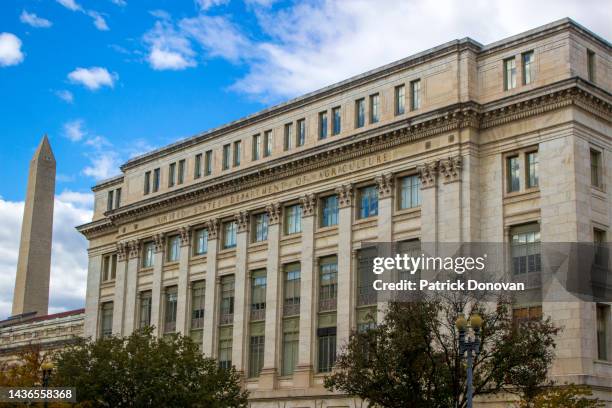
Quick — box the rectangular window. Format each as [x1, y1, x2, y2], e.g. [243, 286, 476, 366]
[101, 253, 117, 282]
[370, 93, 380, 123]
[395, 85, 405, 115]
[319, 111, 328, 139]
[504, 57, 517, 90]
[107, 190, 114, 211]
[100, 301, 113, 339]
[249, 335, 265, 377]
[164, 286, 178, 333]
[522, 51, 534, 85]
[222, 144, 231, 170]
[252, 134, 261, 161]
[319, 257, 338, 312]
[153, 168, 160, 192]
[194, 228, 208, 255]
[220, 276, 235, 325]
[411, 79, 421, 110]
[142, 241, 154, 268]
[167, 235, 180, 262]
[144, 171, 151, 195]
[317, 327, 337, 373]
[252, 212, 269, 242]
[512, 305, 542, 325]
[282, 319, 299, 376]
[223, 221, 237, 249]
[332, 107, 341, 135]
[594, 228, 607, 267]
[591, 149, 603, 188]
[218, 327, 233, 369]
[355, 98, 365, 128]
[204, 150, 213, 176]
[507, 156, 520, 193]
[399, 175, 421, 209]
[194, 153, 202, 179]
[233, 141, 241, 167]
[526, 151, 539, 188]
[264, 130, 273, 157]
[283, 263, 301, 317]
[297, 119, 306, 146]
[139, 290, 152, 329]
[177, 159, 185, 184]
[358, 185, 379, 219]
[250, 269, 266, 321]
[587, 49, 596, 82]
[597, 304, 610, 360]
[511, 224, 541, 275]
[320, 195, 339, 227]
[114, 188, 121, 209]
[285, 204, 302, 235]
[191, 281, 205, 330]
[168, 162, 176, 187]
[357, 247, 378, 306]
[284, 123, 294, 150]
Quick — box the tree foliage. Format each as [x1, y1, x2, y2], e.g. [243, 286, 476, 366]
[517, 384, 604, 408]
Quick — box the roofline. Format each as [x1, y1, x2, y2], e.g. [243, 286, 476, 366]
[92, 174, 124, 192]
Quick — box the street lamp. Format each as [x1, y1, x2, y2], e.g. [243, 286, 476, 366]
[456, 314, 482, 408]
[41, 361, 54, 408]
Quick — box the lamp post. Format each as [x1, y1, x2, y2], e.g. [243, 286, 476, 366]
[456, 314, 482, 408]
[41, 361, 54, 408]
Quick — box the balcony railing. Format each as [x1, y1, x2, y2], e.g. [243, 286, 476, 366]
[357, 290, 377, 306]
[250, 309, 266, 321]
[318, 297, 337, 312]
[220, 313, 234, 325]
[283, 303, 300, 317]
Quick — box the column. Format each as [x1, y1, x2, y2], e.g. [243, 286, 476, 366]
[438, 156, 463, 243]
[375, 174, 394, 323]
[259, 202, 281, 389]
[202, 219, 219, 356]
[176, 226, 192, 335]
[123, 240, 140, 334]
[84, 252, 102, 338]
[232, 211, 249, 375]
[417, 161, 439, 260]
[336, 184, 353, 354]
[295, 194, 316, 388]
[112, 242, 128, 335]
[150, 233, 165, 336]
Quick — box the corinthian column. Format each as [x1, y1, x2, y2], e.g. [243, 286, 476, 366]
[336, 184, 353, 355]
[112, 242, 128, 336]
[375, 174, 394, 323]
[123, 239, 140, 334]
[150, 233, 165, 336]
[232, 211, 249, 374]
[176, 226, 191, 335]
[202, 219, 219, 356]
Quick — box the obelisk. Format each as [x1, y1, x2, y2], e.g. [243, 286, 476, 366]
[12, 135, 56, 317]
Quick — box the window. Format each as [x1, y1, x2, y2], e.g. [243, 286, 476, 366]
[252, 134, 261, 160]
[317, 327, 336, 373]
[504, 57, 517, 90]
[321, 195, 339, 227]
[370, 94, 380, 123]
[115, 188, 121, 208]
[222, 144, 231, 170]
[395, 85, 405, 115]
[191, 281, 205, 330]
[250, 270, 266, 321]
[282, 319, 299, 376]
[194, 228, 208, 255]
[319, 111, 328, 139]
[357, 247, 377, 306]
[220, 276, 235, 325]
[164, 287, 178, 333]
[264, 130, 273, 157]
[144, 171, 151, 194]
[597, 304, 610, 360]
[332, 107, 341, 135]
[284, 123, 294, 150]
[177, 160, 185, 184]
[107, 190, 114, 211]
[319, 258, 338, 312]
[285, 204, 302, 235]
[100, 301, 113, 339]
[297, 119, 306, 146]
[218, 327, 233, 369]
[252, 213, 269, 242]
[223, 221, 237, 249]
[594, 228, 607, 267]
[233, 141, 241, 167]
[526, 151, 538, 188]
[153, 168, 160, 192]
[507, 156, 520, 193]
[358, 185, 378, 219]
[204, 150, 213, 176]
[512, 305, 542, 325]
[167, 235, 180, 262]
[355, 98, 365, 128]
[399, 175, 421, 209]
[511, 224, 541, 275]
[283, 263, 301, 317]
[168, 162, 176, 187]
[411, 79, 421, 110]
[587, 49, 596, 82]
[102, 253, 117, 282]
[142, 241, 155, 268]
[591, 149, 603, 188]
[249, 334, 265, 378]
[194, 154, 202, 179]
[139, 291, 152, 329]
[522, 51, 534, 85]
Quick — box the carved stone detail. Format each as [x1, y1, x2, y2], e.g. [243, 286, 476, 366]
[116, 241, 128, 261]
[417, 161, 438, 189]
[235, 211, 249, 233]
[153, 233, 165, 253]
[179, 226, 191, 247]
[266, 202, 282, 225]
[375, 173, 394, 198]
[439, 156, 463, 183]
[206, 219, 219, 240]
[300, 194, 316, 217]
[128, 239, 140, 259]
[335, 184, 353, 208]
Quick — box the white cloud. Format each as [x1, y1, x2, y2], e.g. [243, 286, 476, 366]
[20, 11, 53, 28]
[194, 0, 229, 11]
[68, 66, 117, 90]
[56, 0, 82, 12]
[144, 20, 196, 70]
[87, 10, 109, 31]
[83, 151, 121, 180]
[111, 0, 127, 6]
[0, 195, 92, 320]
[0, 33, 25, 67]
[180, 15, 250, 63]
[63, 120, 85, 142]
[55, 89, 74, 103]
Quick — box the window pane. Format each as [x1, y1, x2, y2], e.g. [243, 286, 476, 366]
[283, 263, 301, 317]
[359, 186, 378, 218]
[526, 152, 538, 188]
[249, 335, 265, 377]
[285, 205, 302, 234]
[356, 99, 365, 128]
[507, 156, 520, 192]
[505, 58, 517, 90]
[139, 291, 152, 329]
[522, 52, 534, 85]
[511, 224, 541, 275]
[395, 85, 405, 115]
[321, 195, 339, 227]
[332, 107, 341, 135]
[370, 94, 380, 123]
[297, 119, 306, 146]
[264, 130, 273, 156]
[411, 80, 421, 110]
[319, 259, 338, 312]
[253, 213, 269, 242]
[400, 175, 421, 209]
[224, 221, 237, 248]
[164, 287, 178, 333]
[284, 123, 293, 150]
[191, 281, 206, 329]
[319, 112, 328, 139]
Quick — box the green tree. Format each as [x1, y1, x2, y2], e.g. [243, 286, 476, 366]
[51, 328, 248, 408]
[324, 295, 560, 408]
[517, 384, 604, 408]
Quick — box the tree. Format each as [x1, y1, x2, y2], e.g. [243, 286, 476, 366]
[0, 344, 46, 388]
[324, 294, 560, 408]
[51, 328, 248, 408]
[517, 384, 604, 408]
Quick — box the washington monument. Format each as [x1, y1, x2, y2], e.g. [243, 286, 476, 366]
[12, 135, 55, 317]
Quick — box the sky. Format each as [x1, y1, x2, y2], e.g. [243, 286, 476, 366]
[0, 0, 610, 320]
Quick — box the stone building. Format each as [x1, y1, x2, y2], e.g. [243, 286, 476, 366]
[77, 18, 611, 406]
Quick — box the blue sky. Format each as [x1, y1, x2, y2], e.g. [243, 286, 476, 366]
[0, 0, 610, 318]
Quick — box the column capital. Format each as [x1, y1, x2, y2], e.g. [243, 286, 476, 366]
[266, 202, 282, 225]
[335, 184, 353, 208]
[179, 225, 192, 247]
[206, 218, 220, 240]
[128, 239, 140, 259]
[235, 211, 249, 233]
[300, 193, 316, 217]
[117, 241, 128, 261]
[439, 155, 463, 184]
[153, 233, 165, 253]
[417, 160, 438, 189]
[375, 173, 394, 198]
